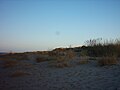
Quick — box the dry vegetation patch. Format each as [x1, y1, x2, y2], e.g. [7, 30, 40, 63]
[48, 56, 70, 68]
[55, 62, 70, 68]
[79, 60, 89, 64]
[11, 70, 30, 77]
[78, 56, 89, 64]
[3, 60, 18, 68]
[49, 51, 75, 68]
[2, 53, 28, 61]
[13, 54, 28, 60]
[98, 56, 118, 66]
[36, 57, 48, 63]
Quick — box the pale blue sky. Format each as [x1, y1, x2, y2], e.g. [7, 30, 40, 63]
[0, 0, 120, 52]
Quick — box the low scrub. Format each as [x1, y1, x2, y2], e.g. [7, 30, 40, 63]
[98, 56, 118, 66]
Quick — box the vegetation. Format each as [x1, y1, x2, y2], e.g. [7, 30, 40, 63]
[98, 56, 117, 66]
[82, 38, 120, 66]
[79, 38, 120, 57]
[2, 53, 28, 60]
[1, 38, 120, 67]
[36, 57, 48, 63]
[3, 60, 18, 68]
[11, 70, 30, 77]
[49, 50, 75, 68]
[78, 56, 89, 64]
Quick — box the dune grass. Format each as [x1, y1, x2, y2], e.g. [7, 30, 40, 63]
[49, 50, 75, 68]
[82, 38, 120, 57]
[98, 56, 118, 66]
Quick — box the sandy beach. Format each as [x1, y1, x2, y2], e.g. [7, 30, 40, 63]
[0, 56, 120, 90]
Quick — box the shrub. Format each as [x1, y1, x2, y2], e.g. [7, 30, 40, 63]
[98, 56, 117, 66]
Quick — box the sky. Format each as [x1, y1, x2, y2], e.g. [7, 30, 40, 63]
[0, 0, 120, 52]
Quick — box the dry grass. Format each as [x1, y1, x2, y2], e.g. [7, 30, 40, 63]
[56, 56, 67, 63]
[2, 53, 28, 60]
[79, 60, 89, 64]
[49, 50, 75, 68]
[55, 56, 70, 68]
[36, 57, 48, 63]
[98, 56, 118, 66]
[49, 56, 71, 68]
[13, 54, 28, 60]
[55, 62, 70, 68]
[78, 56, 89, 64]
[11, 70, 30, 77]
[80, 56, 89, 60]
[20, 63, 33, 68]
[3, 60, 18, 68]
[66, 50, 75, 59]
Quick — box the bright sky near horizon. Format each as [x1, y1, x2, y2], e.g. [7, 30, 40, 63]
[0, 0, 120, 52]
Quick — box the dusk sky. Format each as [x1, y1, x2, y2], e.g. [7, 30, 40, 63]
[0, 0, 120, 52]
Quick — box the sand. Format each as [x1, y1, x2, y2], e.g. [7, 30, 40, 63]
[0, 58, 120, 90]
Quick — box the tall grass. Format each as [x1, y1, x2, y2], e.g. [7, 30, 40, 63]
[82, 38, 120, 57]
[98, 56, 117, 66]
